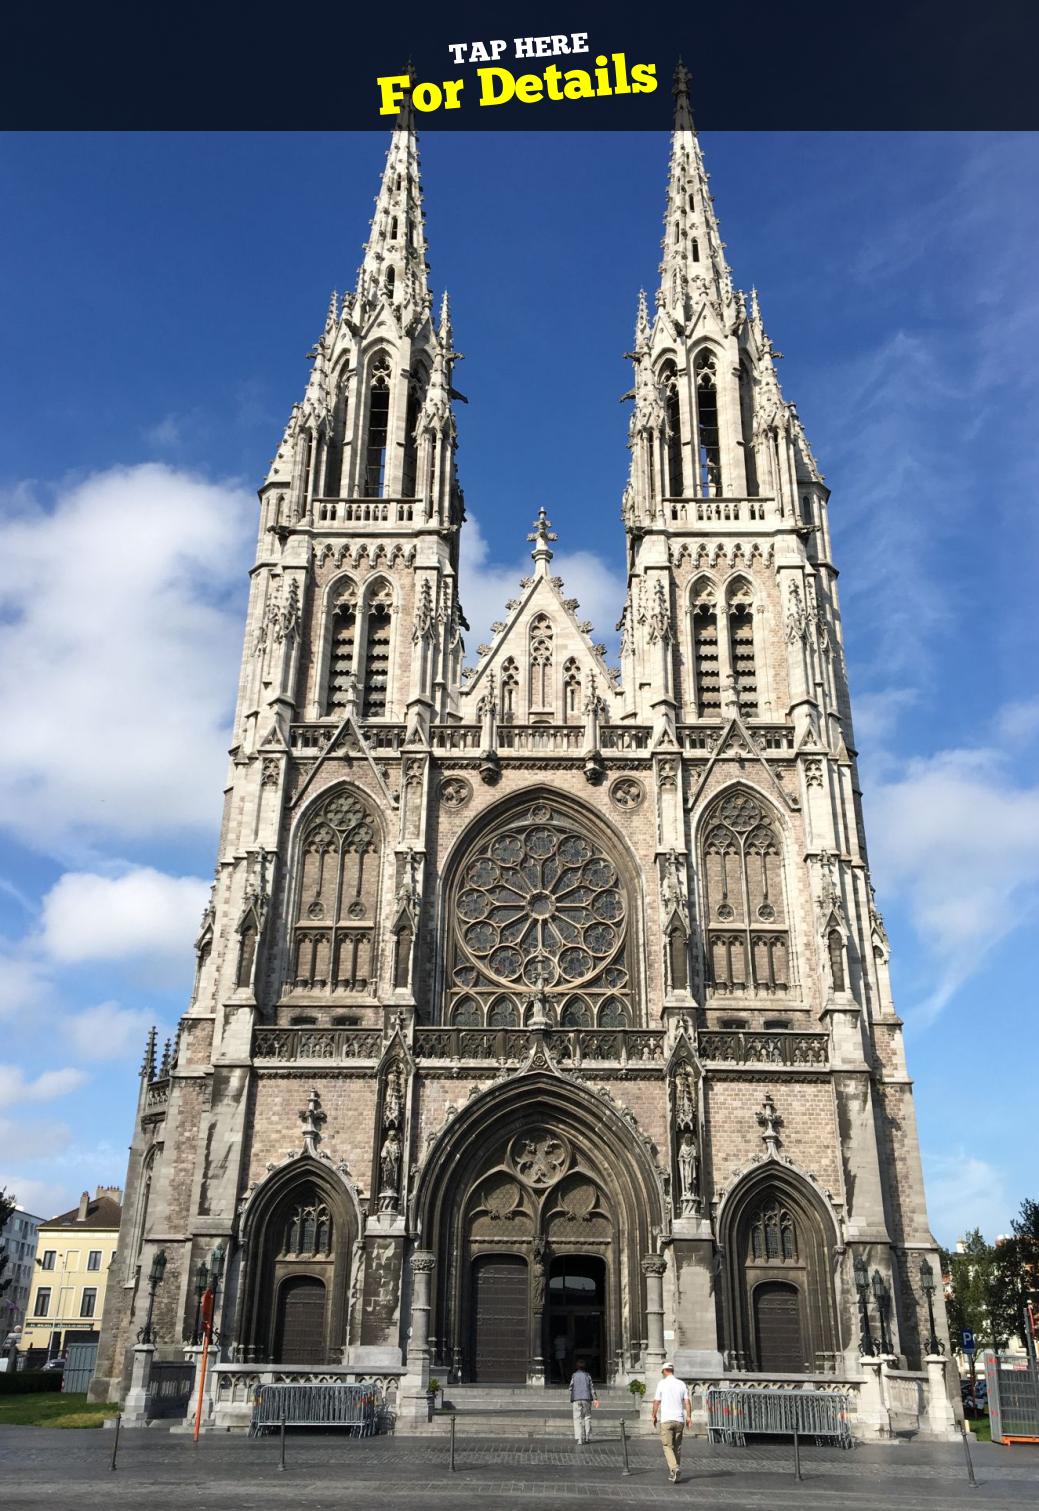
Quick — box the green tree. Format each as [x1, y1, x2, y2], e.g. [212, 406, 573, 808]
[944, 1228, 1015, 1391]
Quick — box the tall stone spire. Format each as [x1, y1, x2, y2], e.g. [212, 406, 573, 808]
[356, 86, 431, 328]
[657, 63, 733, 319]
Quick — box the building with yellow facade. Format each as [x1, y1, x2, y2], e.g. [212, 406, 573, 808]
[20, 1187, 122, 1362]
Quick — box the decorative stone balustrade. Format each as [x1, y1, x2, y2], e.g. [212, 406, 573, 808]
[697, 1029, 828, 1067]
[311, 497, 416, 526]
[679, 724, 795, 753]
[665, 496, 773, 526]
[413, 1026, 665, 1066]
[253, 1027, 384, 1063]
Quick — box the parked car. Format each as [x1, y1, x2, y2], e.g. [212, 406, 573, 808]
[960, 1379, 987, 1417]
[42, 1356, 65, 1373]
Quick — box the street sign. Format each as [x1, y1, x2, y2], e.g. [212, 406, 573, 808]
[962, 1328, 976, 1354]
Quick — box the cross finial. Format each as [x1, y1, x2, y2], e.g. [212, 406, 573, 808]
[756, 1093, 783, 1156]
[300, 1088, 327, 1155]
[527, 507, 557, 572]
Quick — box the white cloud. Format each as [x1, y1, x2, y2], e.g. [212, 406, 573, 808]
[0, 1065, 87, 1108]
[64, 1001, 156, 1062]
[0, 949, 51, 1020]
[866, 736, 1039, 1025]
[0, 1174, 70, 1222]
[460, 513, 626, 662]
[40, 867, 208, 965]
[995, 697, 1039, 745]
[923, 1149, 1011, 1249]
[0, 464, 253, 853]
[0, 1116, 73, 1164]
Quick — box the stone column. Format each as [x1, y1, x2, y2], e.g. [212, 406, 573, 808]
[121, 1342, 155, 1426]
[642, 1254, 667, 1374]
[407, 1250, 436, 1388]
[856, 1355, 891, 1441]
[924, 1355, 959, 1440]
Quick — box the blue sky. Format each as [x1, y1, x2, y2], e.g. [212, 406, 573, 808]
[0, 130, 1036, 1245]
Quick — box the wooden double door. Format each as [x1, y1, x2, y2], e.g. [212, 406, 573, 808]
[470, 1252, 608, 1384]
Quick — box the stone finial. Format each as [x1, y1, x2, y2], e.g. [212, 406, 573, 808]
[527, 507, 557, 572]
[757, 1093, 783, 1156]
[140, 1026, 157, 1081]
[299, 1088, 327, 1155]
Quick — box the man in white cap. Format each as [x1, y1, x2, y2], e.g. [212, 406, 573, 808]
[651, 1361, 692, 1484]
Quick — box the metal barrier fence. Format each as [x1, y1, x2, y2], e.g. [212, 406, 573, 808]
[250, 1382, 381, 1436]
[985, 1352, 1039, 1444]
[706, 1387, 851, 1447]
[62, 1338, 98, 1394]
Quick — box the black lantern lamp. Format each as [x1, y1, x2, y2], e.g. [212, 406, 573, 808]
[853, 1254, 876, 1356]
[871, 1268, 893, 1356]
[191, 1258, 210, 1345]
[138, 1248, 167, 1344]
[919, 1258, 944, 1357]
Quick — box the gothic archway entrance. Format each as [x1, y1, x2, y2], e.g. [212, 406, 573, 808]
[414, 1070, 664, 1387]
[274, 1275, 327, 1364]
[471, 1255, 528, 1382]
[547, 1255, 606, 1383]
[753, 1280, 804, 1373]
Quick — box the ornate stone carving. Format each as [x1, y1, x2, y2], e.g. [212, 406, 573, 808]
[508, 1130, 570, 1187]
[439, 776, 472, 808]
[610, 777, 644, 810]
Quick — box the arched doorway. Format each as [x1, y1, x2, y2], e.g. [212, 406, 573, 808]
[753, 1280, 804, 1373]
[719, 1166, 839, 1373]
[234, 1158, 358, 1364]
[471, 1255, 528, 1382]
[547, 1255, 606, 1383]
[274, 1276, 327, 1364]
[414, 1072, 663, 1386]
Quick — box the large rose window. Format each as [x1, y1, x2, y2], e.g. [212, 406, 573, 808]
[446, 802, 633, 1028]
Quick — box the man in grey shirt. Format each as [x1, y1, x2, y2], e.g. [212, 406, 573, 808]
[569, 1359, 599, 1443]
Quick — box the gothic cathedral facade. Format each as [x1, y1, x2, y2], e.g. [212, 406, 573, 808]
[94, 78, 953, 1422]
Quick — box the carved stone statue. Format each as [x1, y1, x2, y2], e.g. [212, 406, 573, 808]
[379, 1128, 402, 1194]
[531, 1237, 546, 1312]
[677, 1130, 699, 1212]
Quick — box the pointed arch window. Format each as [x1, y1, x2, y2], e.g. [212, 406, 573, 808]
[385, 267, 395, 298]
[749, 1199, 798, 1263]
[739, 361, 758, 497]
[692, 238, 700, 263]
[390, 216, 398, 240]
[361, 588, 393, 718]
[701, 790, 789, 995]
[401, 365, 426, 499]
[325, 585, 358, 716]
[691, 580, 721, 718]
[363, 356, 392, 498]
[280, 1190, 334, 1257]
[293, 788, 380, 993]
[827, 929, 845, 993]
[500, 658, 519, 722]
[661, 363, 684, 497]
[563, 658, 582, 721]
[529, 615, 553, 711]
[726, 582, 758, 718]
[237, 918, 258, 988]
[695, 349, 721, 497]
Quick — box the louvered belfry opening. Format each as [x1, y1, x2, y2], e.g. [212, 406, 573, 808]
[362, 605, 392, 718]
[692, 589, 721, 718]
[695, 349, 721, 496]
[325, 595, 357, 716]
[728, 599, 758, 717]
[363, 358, 391, 497]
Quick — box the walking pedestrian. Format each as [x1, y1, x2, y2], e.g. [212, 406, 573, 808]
[569, 1358, 599, 1444]
[651, 1361, 692, 1483]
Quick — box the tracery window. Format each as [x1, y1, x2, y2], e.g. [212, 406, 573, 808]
[701, 790, 789, 995]
[500, 658, 519, 722]
[279, 1190, 334, 1257]
[529, 615, 553, 710]
[293, 788, 381, 994]
[446, 801, 633, 1027]
[401, 364, 426, 498]
[691, 579, 721, 718]
[563, 658, 581, 721]
[695, 349, 721, 496]
[748, 1199, 798, 1263]
[363, 355, 392, 497]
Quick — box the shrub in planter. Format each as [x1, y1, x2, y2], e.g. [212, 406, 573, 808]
[627, 1379, 647, 1410]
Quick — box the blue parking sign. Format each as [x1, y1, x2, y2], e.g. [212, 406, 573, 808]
[962, 1328, 975, 1354]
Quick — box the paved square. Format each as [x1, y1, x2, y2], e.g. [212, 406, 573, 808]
[2, 1429, 1038, 1511]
